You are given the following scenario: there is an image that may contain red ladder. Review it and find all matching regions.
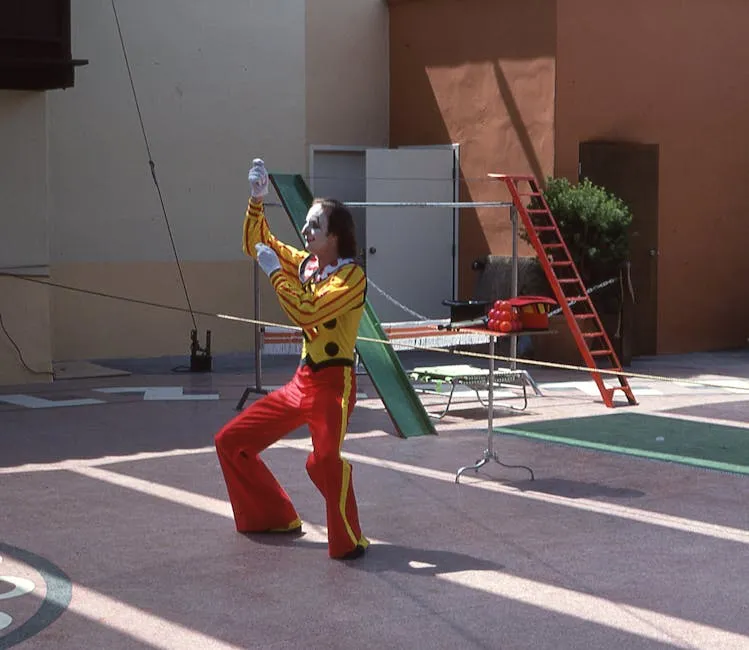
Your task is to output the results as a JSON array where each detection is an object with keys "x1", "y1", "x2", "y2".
[{"x1": 489, "y1": 173, "x2": 637, "y2": 408}]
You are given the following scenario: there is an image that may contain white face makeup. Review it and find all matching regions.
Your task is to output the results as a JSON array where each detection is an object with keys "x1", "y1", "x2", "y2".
[{"x1": 301, "y1": 203, "x2": 331, "y2": 256}]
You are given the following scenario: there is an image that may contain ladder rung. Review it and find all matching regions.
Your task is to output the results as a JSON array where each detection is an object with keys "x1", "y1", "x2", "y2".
[
  {"x1": 590, "y1": 350, "x2": 614, "y2": 357},
  {"x1": 567, "y1": 295, "x2": 590, "y2": 301},
  {"x1": 543, "y1": 243, "x2": 565, "y2": 249},
  {"x1": 583, "y1": 332, "x2": 606, "y2": 338},
  {"x1": 526, "y1": 209, "x2": 549, "y2": 214},
  {"x1": 558, "y1": 279, "x2": 580, "y2": 284},
  {"x1": 550, "y1": 261, "x2": 573, "y2": 267},
  {"x1": 535, "y1": 226, "x2": 557, "y2": 232},
  {"x1": 574, "y1": 314, "x2": 596, "y2": 320}
]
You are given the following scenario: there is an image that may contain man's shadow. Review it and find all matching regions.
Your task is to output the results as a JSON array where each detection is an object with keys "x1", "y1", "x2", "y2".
[
  {"x1": 243, "y1": 534, "x2": 504, "y2": 576},
  {"x1": 243, "y1": 535, "x2": 506, "y2": 650},
  {"x1": 348, "y1": 542, "x2": 505, "y2": 576}
]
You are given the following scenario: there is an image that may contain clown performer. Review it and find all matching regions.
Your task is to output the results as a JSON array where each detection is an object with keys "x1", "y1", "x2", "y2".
[{"x1": 214, "y1": 158, "x2": 369, "y2": 560}]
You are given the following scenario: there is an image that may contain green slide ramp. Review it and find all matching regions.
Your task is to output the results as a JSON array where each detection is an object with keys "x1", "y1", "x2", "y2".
[{"x1": 270, "y1": 173, "x2": 437, "y2": 439}]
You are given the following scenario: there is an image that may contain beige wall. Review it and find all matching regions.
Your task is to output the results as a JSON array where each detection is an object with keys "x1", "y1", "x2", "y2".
[
  {"x1": 43, "y1": 0, "x2": 308, "y2": 365},
  {"x1": 306, "y1": 0, "x2": 390, "y2": 148},
  {"x1": 556, "y1": 0, "x2": 749, "y2": 353},
  {"x1": 0, "y1": 91, "x2": 53, "y2": 384},
  {"x1": 0, "y1": 277, "x2": 53, "y2": 385},
  {"x1": 0, "y1": 0, "x2": 390, "y2": 384},
  {"x1": 388, "y1": 0, "x2": 556, "y2": 297},
  {"x1": 0, "y1": 92, "x2": 49, "y2": 269},
  {"x1": 50, "y1": 0, "x2": 307, "y2": 265},
  {"x1": 47, "y1": 260, "x2": 285, "y2": 360}
]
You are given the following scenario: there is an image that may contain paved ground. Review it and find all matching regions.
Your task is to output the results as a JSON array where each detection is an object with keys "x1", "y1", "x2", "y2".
[{"x1": 1, "y1": 348, "x2": 748, "y2": 649}]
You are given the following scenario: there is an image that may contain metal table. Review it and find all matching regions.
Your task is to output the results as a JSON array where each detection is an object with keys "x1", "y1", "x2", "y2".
[{"x1": 452, "y1": 328, "x2": 539, "y2": 483}]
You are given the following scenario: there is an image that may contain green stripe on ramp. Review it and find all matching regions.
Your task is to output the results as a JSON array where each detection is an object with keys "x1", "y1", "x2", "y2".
[{"x1": 270, "y1": 173, "x2": 436, "y2": 438}]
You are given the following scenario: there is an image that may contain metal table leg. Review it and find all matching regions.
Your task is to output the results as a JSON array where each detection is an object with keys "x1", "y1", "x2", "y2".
[
  {"x1": 455, "y1": 335, "x2": 534, "y2": 482},
  {"x1": 428, "y1": 382, "x2": 458, "y2": 420},
  {"x1": 518, "y1": 369, "x2": 544, "y2": 397}
]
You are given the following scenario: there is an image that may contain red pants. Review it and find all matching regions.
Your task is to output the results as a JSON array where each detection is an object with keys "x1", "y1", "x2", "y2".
[{"x1": 214, "y1": 364, "x2": 368, "y2": 558}]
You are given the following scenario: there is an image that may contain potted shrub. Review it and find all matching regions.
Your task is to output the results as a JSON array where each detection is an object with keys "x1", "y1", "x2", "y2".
[{"x1": 522, "y1": 176, "x2": 633, "y2": 364}]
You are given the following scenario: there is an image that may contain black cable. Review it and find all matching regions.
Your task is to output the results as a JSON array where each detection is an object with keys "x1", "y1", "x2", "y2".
[
  {"x1": 0, "y1": 272, "x2": 213, "y2": 319},
  {"x1": 0, "y1": 312, "x2": 54, "y2": 376},
  {"x1": 0, "y1": 274, "x2": 210, "y2": 376},
  {"x1": 3, "y1": 271, "x2": 745, "y2": 393},
  {"x1": 110, "y1": 0, "x2": 198, "y2": 332}
]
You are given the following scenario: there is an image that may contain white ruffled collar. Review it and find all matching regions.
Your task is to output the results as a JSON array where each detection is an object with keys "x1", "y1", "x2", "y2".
[{"x1": 300, "y1": 256, "x2": 355, "y2": 283}]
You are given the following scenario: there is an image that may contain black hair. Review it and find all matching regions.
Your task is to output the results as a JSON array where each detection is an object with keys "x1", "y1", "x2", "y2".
[{"x1": 314, "y1": 198, "x2": 358, "y2": 259}]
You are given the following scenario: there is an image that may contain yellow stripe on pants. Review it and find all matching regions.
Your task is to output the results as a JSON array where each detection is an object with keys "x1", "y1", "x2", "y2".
[{"x1": 338, "y1": 367, "x2": 358, "y2": 546}]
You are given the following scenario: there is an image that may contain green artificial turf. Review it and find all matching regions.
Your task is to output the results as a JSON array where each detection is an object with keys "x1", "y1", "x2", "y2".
[{"x1": 496, "y1": 412, "x2": 749, "y2": 475}]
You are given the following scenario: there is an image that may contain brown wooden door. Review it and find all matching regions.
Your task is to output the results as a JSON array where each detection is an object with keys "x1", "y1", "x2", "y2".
[{"x1": 579, "y1": 141, "x2": 659, "y2": 357}]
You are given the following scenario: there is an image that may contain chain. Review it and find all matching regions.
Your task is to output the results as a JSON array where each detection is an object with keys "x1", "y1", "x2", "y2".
[
  {"x1": 366, "y1": 277, "x2": 430, "y2": 321},
  {"x1": 549, "y1": 277, "x2": 618, "y2": 316}
]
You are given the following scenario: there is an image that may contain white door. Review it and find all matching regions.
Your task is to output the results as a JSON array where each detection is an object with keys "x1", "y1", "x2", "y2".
[
  {"x1": 309, "y1": 147, "x2": 367, "y2": 259},
  {"x1": 365, "y1": 148, "x2": 455, "y2": 323}
]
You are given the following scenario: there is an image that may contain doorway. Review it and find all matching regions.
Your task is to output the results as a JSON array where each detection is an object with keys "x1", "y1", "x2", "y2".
[{"x1": 579, "y1": 140, "x2": 659, "y2": 357}]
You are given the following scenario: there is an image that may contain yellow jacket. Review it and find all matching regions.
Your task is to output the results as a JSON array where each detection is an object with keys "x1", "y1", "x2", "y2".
[{"x1": 243, "y1": 199, "x2": 366, "y2": 369}]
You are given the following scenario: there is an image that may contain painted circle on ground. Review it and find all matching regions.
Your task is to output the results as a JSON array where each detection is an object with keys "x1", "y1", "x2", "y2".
[
  {"x1": 0, "y1": 578, "x2": 35, "y2": 601},
  {"x1": 0, "y1": 544, "x2": 71, "y2": 649}
]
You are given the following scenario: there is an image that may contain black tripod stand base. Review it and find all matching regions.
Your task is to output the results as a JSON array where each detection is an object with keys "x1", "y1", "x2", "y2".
[
  {"x1": 455, "y1": 450, "x2": 535, "y2": 483},
  {"x1": 235, "y1": 386, "x2": 268, "y2": 411}
]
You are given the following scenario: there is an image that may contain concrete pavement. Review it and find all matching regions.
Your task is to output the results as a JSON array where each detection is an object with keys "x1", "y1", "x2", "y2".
[{"x1": 1, "y1": 349, "x2": 748, "y2": 649}]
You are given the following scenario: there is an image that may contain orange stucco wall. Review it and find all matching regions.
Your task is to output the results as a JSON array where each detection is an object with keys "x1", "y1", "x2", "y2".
[
  {"x1": 556, "y1": 0, "x2": 749, "y2": 353},
  {"x1": 388, "y1": 0, "x2": 556, "y2": 298}
]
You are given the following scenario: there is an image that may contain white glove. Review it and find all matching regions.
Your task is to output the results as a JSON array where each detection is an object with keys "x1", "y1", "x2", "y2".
[
  {"x1": 255, "y1": 243, "x2": 281, "y2": 276},
  {"x1": 248, "y1": 158, "x2": 269, "y2": 198}
]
